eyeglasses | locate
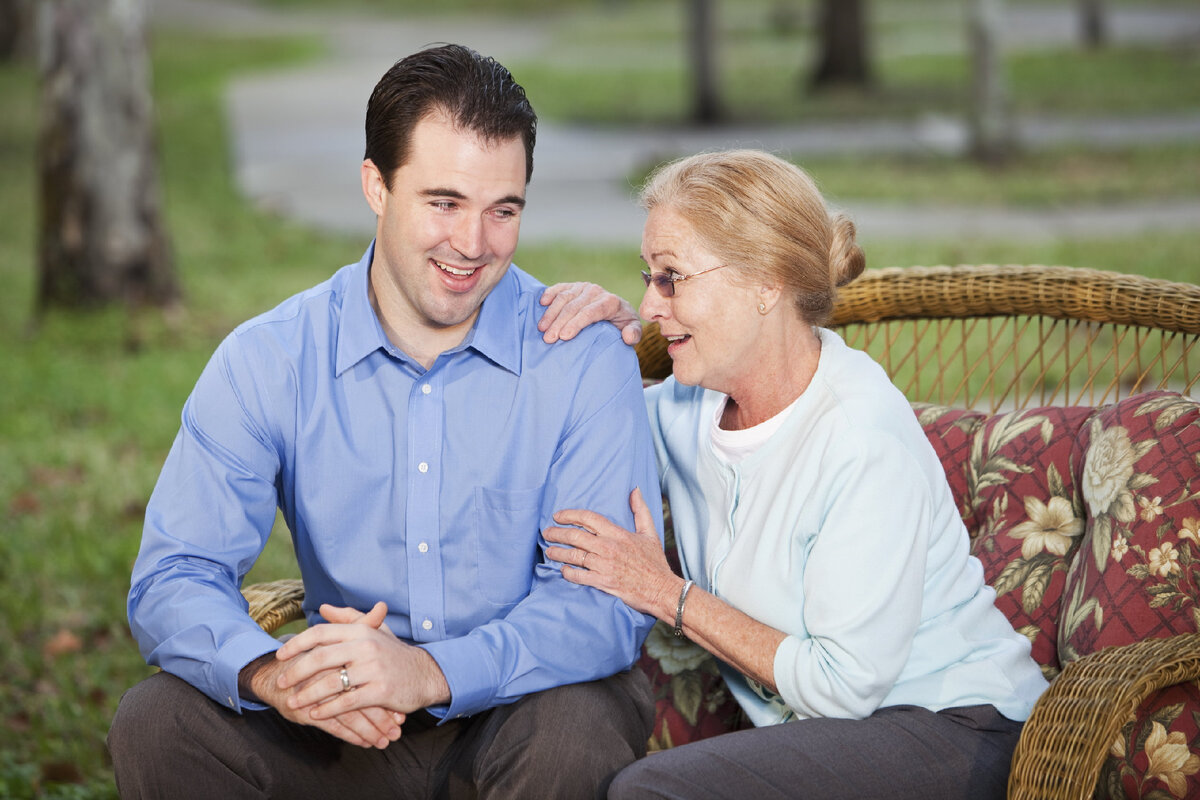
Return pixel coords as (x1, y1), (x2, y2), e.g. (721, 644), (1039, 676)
(641, 264), (729, 298)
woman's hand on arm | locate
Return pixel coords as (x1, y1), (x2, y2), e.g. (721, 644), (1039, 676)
(539, 282), (642, 345)
(546, 488), (787, 693)
(545, 488), (677, 619)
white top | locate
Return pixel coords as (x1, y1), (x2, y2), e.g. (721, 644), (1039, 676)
(709, 394), (800, 464)
(645, 329), (1048, 726)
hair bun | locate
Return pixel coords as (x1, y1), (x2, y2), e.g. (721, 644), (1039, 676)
(829, 214), (865, 288)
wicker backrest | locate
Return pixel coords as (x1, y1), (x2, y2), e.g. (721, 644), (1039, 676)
(636, 265), (1200, 413)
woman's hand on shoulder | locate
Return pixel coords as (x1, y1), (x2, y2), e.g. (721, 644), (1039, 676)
(539, 282), (642, 345)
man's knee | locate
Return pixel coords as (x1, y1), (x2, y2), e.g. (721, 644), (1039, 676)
(109, 671), (248, 798)
(109, 672), (196, 761)
(533, 669), (654, 753)
(473, 670), (655, 798)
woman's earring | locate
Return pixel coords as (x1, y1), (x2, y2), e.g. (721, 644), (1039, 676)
(758, 302), (767, 315)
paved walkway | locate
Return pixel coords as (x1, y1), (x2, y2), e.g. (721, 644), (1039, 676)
(149, 0), (1200, 245)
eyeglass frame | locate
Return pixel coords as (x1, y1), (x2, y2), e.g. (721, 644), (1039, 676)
(640, 263), (729, 298)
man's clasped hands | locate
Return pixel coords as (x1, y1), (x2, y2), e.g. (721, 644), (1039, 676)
(247, 602), (450, 750)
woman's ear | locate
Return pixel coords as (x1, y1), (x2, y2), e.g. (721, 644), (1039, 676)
(759, 285), (783, 315)
(361, 159), (387, 217)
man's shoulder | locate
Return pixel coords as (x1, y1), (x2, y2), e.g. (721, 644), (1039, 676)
(507, 266), (632, 358)
(232, 264), (352, 340)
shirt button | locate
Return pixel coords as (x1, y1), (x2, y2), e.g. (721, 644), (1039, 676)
(418, 542), (429, 553)
(418, 462), (429, 473)
(422, 619), (433, 631)
(421, 383), (432, 395)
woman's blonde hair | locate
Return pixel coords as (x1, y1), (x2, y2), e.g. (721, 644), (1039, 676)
(639, 149), (864, 325)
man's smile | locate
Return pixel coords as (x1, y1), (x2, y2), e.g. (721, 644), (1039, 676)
(433, 259), (479, 278)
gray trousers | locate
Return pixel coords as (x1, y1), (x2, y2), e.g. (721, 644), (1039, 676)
(608, 703), (1023, 800)
(108, 668), (653, 800)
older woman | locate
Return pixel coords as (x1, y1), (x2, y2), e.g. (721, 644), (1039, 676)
(539, 150), (1048, 799)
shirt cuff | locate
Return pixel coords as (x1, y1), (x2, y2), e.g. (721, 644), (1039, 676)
(214, 627), (283, 713)
(420, 634), (499, 721)
(772, 633), (805, 716)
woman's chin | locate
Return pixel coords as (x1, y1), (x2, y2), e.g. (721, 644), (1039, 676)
(669, 361), (702, 387)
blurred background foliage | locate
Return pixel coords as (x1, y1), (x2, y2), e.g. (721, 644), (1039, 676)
(0, 0), (1197, 795)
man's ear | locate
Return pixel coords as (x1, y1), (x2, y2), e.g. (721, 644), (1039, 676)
(361, 159), (387, 217)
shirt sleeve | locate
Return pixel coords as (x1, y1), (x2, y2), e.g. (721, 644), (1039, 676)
(421, 334), (663, 719)
(773, 433), (932, 720)
(127, 335), (285, 712)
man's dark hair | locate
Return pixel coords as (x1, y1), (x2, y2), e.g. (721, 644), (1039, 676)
(364, 44), (537, 188)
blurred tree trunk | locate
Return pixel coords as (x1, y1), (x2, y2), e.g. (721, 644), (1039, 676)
(967, 0), (1015, 164)
(688, 0), (722, 123)
(809, 0), (873, 90)
(36, 0), (178, 312)
(0, 0), (34, 61)
(1079, 0), (1108, 48)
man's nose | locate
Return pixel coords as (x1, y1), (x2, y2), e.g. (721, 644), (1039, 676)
(450, 215), (485, 261)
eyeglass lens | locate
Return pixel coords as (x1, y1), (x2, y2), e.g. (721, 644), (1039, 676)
(641, 270), (675, 298)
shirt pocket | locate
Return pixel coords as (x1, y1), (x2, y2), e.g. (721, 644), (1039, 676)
(473, 484), (544, 607)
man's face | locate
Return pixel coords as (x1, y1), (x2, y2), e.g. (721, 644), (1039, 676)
(363, 111), (527, 350)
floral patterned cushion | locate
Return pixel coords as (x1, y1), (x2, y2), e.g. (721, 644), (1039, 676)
(912, 404), (990, 530)
(1059, 392), (1200, 660)
(1057, 392), (1200, 799)
(963, 405), (1094, 679)
(639, 621), (748, 751)
(1098, 682), (1200, 800)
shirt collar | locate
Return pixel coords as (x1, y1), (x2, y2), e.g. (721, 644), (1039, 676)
(334, 243), (389, 377)
(334, 241), (524, 377)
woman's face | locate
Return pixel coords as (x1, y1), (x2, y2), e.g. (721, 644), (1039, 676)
(638, 205), (765, 392)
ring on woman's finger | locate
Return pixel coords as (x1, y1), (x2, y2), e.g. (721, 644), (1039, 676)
(582, 552), (590, 569)
(339, 667), (352, 693)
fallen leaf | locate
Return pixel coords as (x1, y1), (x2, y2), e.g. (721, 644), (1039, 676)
(9, 491), (41, 515)
(43, 629), (83, 659)
(40, 761), (84, 785)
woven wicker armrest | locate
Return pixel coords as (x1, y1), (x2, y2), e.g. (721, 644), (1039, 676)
(1008, 632), (1200, 800)
(243, 578), (306, 635)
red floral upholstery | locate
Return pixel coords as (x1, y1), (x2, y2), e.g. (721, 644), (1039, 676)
(912, 404), (989, 528)
(1098, 682), (1200, 799)
(919, 404), (1095, 678)
(1058, 392), (1200, 798)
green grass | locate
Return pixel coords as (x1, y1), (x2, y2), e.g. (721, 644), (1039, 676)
(1, 8), (1199, 797)
(513, 42), (1200, 124)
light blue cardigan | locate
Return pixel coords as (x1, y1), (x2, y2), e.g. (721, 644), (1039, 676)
(645, 329), (1049, 727)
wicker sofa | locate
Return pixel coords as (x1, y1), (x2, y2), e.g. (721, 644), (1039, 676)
(246, 264), (1200, 800)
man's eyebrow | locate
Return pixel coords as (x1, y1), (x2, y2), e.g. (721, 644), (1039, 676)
(420, 188), (526, 209)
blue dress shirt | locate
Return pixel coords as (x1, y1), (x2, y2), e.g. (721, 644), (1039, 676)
(128, 243), (662, 718)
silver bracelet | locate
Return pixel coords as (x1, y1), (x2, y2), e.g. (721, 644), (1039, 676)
(673, 580), (694, 638)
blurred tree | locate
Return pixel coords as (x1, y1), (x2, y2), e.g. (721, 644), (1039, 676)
(36, 0), (178, 312)
(0, 0), (34, 61)
(967, 0), (1014, 163)
(1079, 0), (1108, 48)
(809, 0), (873, 89)
(688, 0), (722, 123)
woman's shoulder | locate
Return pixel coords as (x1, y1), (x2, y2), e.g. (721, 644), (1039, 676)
(814, 330), (914, 422)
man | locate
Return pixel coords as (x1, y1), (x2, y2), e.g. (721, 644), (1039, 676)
(108, 44), (660, 798)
